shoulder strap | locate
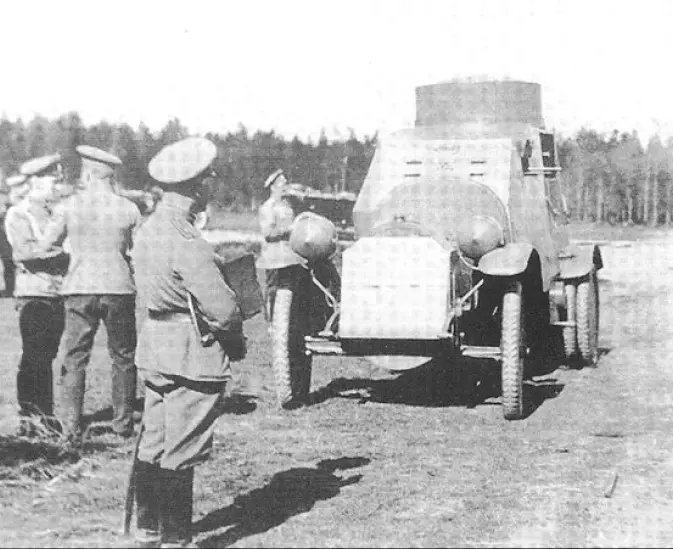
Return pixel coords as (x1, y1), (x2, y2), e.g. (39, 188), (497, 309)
(171, 216), (200, 240)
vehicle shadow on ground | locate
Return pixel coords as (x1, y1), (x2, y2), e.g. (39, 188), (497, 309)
(193, 456), (370, 547)
(311, 351), (567, 418)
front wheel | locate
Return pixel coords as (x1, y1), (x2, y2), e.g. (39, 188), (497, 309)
(501, 280), (526, 420)
(271, 288), (313, 409)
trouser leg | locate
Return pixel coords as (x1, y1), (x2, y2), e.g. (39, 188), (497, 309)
(3, 258), (15, 296)
(104, 294), (138, 435)
(17, 299), (64, 419)
(265, 268), (279, 320)
(60, 295), (98, 438)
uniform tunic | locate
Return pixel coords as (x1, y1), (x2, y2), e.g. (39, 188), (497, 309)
(257, 194), (297, 269)
(41, 188), (141, 295)
(132, 192), (242, 469)
(4, 198), (67, 417)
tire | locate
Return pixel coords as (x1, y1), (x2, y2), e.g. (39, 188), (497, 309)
(501, 280), (525, 420)
(271, 288), (313, 408)
(576, 270), (599, 366)
(562, 282), (577, 359)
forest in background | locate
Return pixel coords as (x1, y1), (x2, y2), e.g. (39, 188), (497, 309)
(2, 112), (673, 225)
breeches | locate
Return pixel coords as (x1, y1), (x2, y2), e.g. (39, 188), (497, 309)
(16, 297), (65, 416)
(138, 370), (227, 471)
(60, 294), (137, 434)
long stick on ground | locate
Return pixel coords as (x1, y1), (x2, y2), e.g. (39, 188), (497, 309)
(122, 423), (145, 536)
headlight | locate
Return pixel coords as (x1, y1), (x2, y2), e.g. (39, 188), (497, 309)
(456, 215), (504, 260)
(290, 212), (338, 261)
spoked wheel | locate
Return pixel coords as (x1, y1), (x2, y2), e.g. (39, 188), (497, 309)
(562, 282), (577, 359)
(501, 279), (526, 420)
(271, 288), (313, 409)
(576, 269), (600, 366)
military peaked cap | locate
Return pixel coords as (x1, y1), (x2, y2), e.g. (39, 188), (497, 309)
(148, 137), (217, 184)
(6, 174), (28, 187)
(20, 153), (62, 177)
(263, 168), (284, 188)
(76, 145), (122, 167)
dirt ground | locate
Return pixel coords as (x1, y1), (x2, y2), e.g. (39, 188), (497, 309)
(2, 230), (673, 548)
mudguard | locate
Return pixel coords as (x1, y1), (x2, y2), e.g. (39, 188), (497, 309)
(256, 242), (306, 270)
(477, 242), (534, 277)
(558, 244), (603, 279)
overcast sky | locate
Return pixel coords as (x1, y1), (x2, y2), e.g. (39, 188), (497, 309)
(1, 0), (672, 143)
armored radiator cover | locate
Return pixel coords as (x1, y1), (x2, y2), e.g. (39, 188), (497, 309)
(339, 236), (451, 339)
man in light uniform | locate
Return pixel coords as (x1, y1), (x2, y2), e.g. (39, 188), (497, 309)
(38, 146), (142, 442)
(257, 169), (299, 318)
(4, 156), (68, 435)
(131, 137), (243, 548)
(0, 174), (30, 297)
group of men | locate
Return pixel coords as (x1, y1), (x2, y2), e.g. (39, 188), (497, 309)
(3, 138), (247, 548)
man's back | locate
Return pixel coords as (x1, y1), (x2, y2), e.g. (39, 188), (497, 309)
(50, 189), (141, 294)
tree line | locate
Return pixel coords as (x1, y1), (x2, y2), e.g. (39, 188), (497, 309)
(0, 112), (377, 212)
(2, 112), (673, 225)
(558, 129), (673, 225)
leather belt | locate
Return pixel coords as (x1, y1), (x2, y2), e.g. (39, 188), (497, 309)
(265, 234), (290, 243)
(148, 310), (191, 322)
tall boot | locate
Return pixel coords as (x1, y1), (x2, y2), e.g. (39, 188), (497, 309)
(135, 460), (160, 548)
(60, 369), (86, 445)
(112, 365), (137, 437)
(159, 468), (194, 548)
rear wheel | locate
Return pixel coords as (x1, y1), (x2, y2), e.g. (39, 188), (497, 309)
(271, 288), (313, 408)
(576, 270), (599, 365)
(501, 280), (526, 420)
(562, 282), (577, 359)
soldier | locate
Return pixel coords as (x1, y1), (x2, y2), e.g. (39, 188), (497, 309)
(0, 174), (29, 297)
(38, 145), (142, 442)
(130, 137), (243, 548)
(4, 156), (68, 435)
(258, 168), (340, 324)
(257, 169), (298, 318)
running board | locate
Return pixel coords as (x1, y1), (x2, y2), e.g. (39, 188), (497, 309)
(305, 338), (502, 361)
(460, 346), (502, 360)
(305, 337), (344, 355)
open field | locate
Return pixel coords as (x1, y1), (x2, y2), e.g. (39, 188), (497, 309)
(2, 226), (673, 547)
(206, 208), (672, 246)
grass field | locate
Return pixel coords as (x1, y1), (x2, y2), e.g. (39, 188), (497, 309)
(2, 218), (673, 547)
(206, 207), (668, 244)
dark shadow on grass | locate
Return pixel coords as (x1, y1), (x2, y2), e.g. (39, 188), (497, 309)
(83, 397), (145, 425)
(0, 435), (80, 470)
(218, 393), (258, 416)
(309, 345), (566, 418)
(194, 457), (369, 548)
(0, 434), (111, 481)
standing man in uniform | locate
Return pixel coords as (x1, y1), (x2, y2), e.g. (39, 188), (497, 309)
(38, 145), (142, 442)
(130, 137), (244, 548)
(4, 156), (69, 435)
(257, 169), (300, 319)
(0, 174), (30, 297)
(258, 169), (340, 321)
